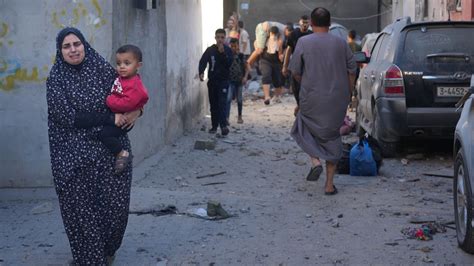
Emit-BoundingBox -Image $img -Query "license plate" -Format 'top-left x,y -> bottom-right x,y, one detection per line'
437,86 -> 469,97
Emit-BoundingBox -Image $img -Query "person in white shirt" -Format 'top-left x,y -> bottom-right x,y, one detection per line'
238,21 -> 251,59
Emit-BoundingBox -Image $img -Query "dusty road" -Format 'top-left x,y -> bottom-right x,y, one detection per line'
1,95 -> 473,265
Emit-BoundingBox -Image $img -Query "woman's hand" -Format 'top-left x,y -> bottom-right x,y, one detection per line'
122,109 -> 141,129
114,113 -> 127,127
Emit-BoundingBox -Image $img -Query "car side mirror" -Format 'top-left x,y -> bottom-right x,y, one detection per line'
354,51 -> 369,63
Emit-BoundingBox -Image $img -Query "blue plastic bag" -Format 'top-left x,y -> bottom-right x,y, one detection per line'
349,138 -> 377,176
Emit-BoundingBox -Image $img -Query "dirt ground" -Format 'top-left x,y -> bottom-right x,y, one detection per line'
1,94 -> 473,265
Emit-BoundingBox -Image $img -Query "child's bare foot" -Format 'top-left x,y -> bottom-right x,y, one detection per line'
115,150 -> 130,174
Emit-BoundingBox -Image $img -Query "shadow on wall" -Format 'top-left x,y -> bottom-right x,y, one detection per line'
165,67 -> 207,142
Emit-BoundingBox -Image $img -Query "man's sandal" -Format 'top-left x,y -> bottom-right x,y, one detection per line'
306,165 -> 323,181
325,185 -> 338,196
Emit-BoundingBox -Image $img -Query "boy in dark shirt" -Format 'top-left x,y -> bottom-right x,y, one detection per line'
226,38 -> 249,124
199,29 -> 233,135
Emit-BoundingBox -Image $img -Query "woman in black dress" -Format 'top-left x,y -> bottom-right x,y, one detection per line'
46,27 -> 141,265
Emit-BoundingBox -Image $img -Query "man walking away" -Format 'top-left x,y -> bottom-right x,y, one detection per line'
289,7 -> 356,195
199,29 -> 233,136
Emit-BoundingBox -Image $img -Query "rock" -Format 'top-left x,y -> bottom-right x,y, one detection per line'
409,216 -> 437,224
247,149 -> 263,156
401,158 -> 409,165
215,148 -> 227,154
207,200 -> 230,218
422,256 -> 434,263
418,246 -> 433,253
136,247 -> 148,253
194,139 -> 216,150
31,202 -> 53,215
294,160 -> 306,166
422,197 -> 444,204
406,153 -> 425,160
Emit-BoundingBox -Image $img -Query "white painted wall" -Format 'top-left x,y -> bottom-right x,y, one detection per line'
201,0 -> 224,53
163,0 -> 222,140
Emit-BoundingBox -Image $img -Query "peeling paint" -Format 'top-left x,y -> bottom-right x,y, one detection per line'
0,23 -> 8,38
0,59 -> 47,91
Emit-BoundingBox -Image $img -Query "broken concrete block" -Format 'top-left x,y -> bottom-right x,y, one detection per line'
207,200 -> 230,218
194,139 -> 216,150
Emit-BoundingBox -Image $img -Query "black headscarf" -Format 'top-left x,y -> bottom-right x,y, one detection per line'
55,27 -> 89,69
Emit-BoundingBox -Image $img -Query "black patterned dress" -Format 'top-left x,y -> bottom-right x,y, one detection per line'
46,28 -> 132,265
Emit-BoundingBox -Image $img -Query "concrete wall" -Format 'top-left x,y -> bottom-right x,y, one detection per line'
111,0 -> 167,163
164,0 -> 206,141
0,0 -> 221,187
0,0 -> 113,187
449,0 -> 474,21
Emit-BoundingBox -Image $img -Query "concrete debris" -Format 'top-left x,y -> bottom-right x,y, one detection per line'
294,160 -> 306,166
30,202 -> 53,215
194,139 -> 216,150
207,200 -> 230,218
186,201 -> 232,220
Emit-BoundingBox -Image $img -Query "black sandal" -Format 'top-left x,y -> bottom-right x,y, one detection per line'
306,165 -> 323,181
325,185 -> 338,195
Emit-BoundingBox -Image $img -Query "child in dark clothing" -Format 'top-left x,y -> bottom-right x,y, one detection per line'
198,29 -> 233,135
226,38 -> 249,124
103,45 -> 149,173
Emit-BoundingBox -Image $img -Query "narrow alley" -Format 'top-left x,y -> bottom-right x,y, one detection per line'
1,95 -> 472,265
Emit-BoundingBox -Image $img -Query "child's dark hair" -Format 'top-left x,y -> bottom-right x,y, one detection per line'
116,44 -> 142,62
229,38 -> 239,44
215,28 -> 226,35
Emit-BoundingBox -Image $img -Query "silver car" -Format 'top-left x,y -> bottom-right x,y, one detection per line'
453,75 -> 474,254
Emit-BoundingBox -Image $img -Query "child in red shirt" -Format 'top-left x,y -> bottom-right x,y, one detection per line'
100,44 -> 149,174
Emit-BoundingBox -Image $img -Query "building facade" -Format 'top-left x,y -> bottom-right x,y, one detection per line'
392,0 -> 474,22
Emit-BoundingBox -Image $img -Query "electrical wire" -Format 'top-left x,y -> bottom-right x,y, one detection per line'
298,0 -> 392,21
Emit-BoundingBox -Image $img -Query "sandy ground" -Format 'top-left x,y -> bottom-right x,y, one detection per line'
1,94 -> 473,265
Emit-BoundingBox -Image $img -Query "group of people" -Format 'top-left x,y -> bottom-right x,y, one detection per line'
45,6 -> 356,265
199,8 -> 357,196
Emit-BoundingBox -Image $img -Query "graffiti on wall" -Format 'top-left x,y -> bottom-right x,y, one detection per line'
52,0 -> 107,29
0,0 -> 107,91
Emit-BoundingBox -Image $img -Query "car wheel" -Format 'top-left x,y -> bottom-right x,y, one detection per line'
372,107 -> 397,158
454,148 -> 474,254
